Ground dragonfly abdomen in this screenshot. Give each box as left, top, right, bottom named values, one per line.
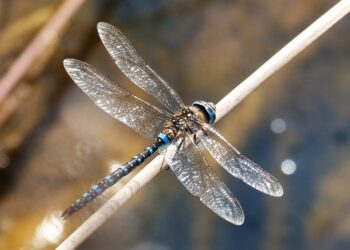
left=61, top=138, right=164, bottom=219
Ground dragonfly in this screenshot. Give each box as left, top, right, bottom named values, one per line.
left=62, top=22, right=283, bottom=225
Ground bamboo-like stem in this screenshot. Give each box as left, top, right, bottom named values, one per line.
left=0, top=0, right=86, bottom=104
left=57, top=1, right=350, bottom=249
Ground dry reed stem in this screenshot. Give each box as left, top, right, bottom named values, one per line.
left=57, top=1, right=350, bottom=249
left=0, top=0, right=86, bottom=104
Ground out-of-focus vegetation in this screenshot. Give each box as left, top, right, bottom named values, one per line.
left=0, top=0, right=349, bottom=249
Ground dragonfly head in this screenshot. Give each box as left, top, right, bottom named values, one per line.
left=192, top=100, right=216, bottom=125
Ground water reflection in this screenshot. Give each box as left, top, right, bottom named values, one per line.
left=31, top=211, right=64, bottom=249
left=280, top=159, right=297, bottom=175
left=270, top=118, right=286, bottom=134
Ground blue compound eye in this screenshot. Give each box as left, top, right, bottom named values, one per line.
left=192, top=100, right=216, bottom=125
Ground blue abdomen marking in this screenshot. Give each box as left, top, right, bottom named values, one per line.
left=104, top=175, right=115, bottom=185
left=157, top=132, right=171, bottom=145
left=92, top=185, right=103, bottom=194
left=133, top=155, right=142, bottom=164
left=122, top=167, right=129, bottom=175
left=76, top=198, right=85, bottom=208
left=83, top=192, right=93, bottom=202
left=146, top=147, right=153, bottom=155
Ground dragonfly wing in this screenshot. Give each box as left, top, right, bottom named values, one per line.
left=164, top=136, right=205, bottom=196
left=97, top=22, right=185, bottom=113
left=200, top=162, right=244, bottom=225
left=165, top=135, right=244, bottom=225
left=64, top=59, right=170, bottom=139
left=198, top=122, right=283, bottom=197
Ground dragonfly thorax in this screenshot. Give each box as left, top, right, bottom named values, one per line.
left=161, top=108, right=195, bottom=139
left=159, top=101, right=216, bottom=145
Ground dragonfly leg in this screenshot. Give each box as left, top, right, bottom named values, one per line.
left=193, top=133, right=199, bottom=145
left=202, top=128, right=209, bottom=137
left=188, top=127, right=201, bottom=145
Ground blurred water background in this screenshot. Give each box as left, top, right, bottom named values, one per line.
left=0, top=0, right=349, bottom=249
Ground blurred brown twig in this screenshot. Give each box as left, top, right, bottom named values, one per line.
left=0, top=0, right=86, bottom=104
left=0, top=5, right=55, bottom=57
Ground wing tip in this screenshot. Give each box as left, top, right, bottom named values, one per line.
left=97, top=22, right=117, bottom=39
left=272, top=183, right=284, bottom=197
left=97, top=21, right=110, bottom=31
left=232, top=215, right=245, bottom=225
left=97, top=22, right=118, bottom=49
left=63, top=58, right=91, bottom=72
left=63, top=58, right=80, bottom=69
left=206, top=198, right=245, bottom=226
left=262, top=182, right=284, bottom=197
left=209, top=208, right=245, bottom=226
left=223, top=208, right=245, bottom=225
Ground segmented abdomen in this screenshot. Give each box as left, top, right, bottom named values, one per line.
left=61, top=139, right=163, bottom=219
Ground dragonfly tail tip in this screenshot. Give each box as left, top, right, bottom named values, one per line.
left=61, top=207, right=74, bottom=220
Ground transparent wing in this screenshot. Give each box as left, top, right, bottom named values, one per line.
left=64, top=59, right=170, bottom=139
left=97, top=22, right=185, bottom=113
left=198, top=121, right=283, bottom=197
left=164, top=135, right=244, bottom=225
left=164, top=136, right=205, bottom=196
left=200, top=161, right=244, bottom=225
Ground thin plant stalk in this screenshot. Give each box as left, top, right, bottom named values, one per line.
left=0, top=0, right=86, bottom=104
